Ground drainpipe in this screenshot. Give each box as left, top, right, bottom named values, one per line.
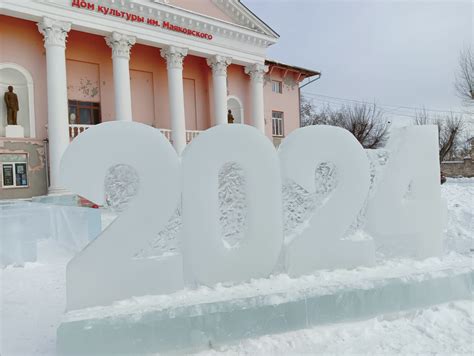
left=299, top=73, right=321, bottom=90
left=43, top=138, right=50, bottom=189
left=298, top=73, right=321, bottom=128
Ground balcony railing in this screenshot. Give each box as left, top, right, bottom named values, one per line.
left=68, top=124, right=201, bottom=144
left=159, top=128, right=173, bottom=142
left=186, top=130, right=201, bottom=143
left=159, top=129, right=201, bottom=144
left=69, top=124, right=92, bottom=139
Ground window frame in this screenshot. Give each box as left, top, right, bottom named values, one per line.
left=272, top=110, right=284, bottom=137
left=2, top=162, right=29, bottom=189
left=68, top=100, right=102, bottom=125
left=271, top=80, right=283, bottom=94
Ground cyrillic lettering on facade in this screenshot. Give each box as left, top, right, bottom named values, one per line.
left=72, top=0, right=94, bottom=11
left=70, top=5, right=213, bottom=41
left=97, top=6, right=109, bottom=15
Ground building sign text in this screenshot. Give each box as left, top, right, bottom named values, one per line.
left=72, top=1, right=214, bottom=40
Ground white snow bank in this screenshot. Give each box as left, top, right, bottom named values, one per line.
left=0, top=240, right=72, bottom=355
left=442, top=178, right=474, bottom=254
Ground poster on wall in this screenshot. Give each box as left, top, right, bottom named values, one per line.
left=15, top=163, right=28, bottom=186
left=2, top=164, right=14, bottom=186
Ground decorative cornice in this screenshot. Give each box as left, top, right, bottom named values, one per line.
left=30, top=0, right=277, bottom=49
left=37, top=17, right=71, bottom=48
left=210, top=0, right=279, bottom=38
left=206, top=55, right=232, bottom=77
left=125, top=0, right=276, bottom=48
left=160, top=46, right=188, bottom=70
left=105, top=32, right=137, bottom=59
left=245, top=63, right=269, bottom=83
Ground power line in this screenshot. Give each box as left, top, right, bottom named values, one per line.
left=303, top=91, right=465, bottom=114
left=302, top=91, right=467, bottom=116
left=306, top=97, right=420, bottom=119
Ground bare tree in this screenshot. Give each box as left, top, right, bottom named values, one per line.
left=415, top=109, right=465, bottom=162
left=301, top=98, right=389, bottom=149
left=337, top=103, right=389, bottom=149
left=300, top=96, right=320, bottom=126
left=455, top=47, right=474, bottom=103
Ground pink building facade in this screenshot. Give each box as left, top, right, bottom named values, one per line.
left=0, top=0, right=318, bottom=199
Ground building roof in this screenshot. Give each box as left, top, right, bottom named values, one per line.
left=265, top=59, right=321, bottom=79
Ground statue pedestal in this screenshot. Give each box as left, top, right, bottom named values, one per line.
left=5, top=125, right=25, bottom=138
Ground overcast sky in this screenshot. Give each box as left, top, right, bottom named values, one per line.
left=244, top=0, right=473, bottom=127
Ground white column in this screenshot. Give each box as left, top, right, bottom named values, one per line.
left=105, top=32, right=136, bottom=121
left=245, top=63, right=269, bottom=133
left=206, top=55, right=232, bottom=126
left=37, top=17, right=71, bottom=194
left=160, top=46, right=188, bottom=154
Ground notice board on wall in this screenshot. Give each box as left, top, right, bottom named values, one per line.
left=2, top=164, right=14, bottom=186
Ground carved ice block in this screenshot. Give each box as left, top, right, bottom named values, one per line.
left=57, top=256, right=473, bottom=355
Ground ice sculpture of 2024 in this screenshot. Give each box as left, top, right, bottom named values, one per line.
left=60, top=122, right=444, bottom=311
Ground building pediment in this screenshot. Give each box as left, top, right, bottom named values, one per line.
left=103, top=0, right=279, bottom=47
left=149, top=0, right=278, bottom=38
left=210, top=0, right=279, bottom=38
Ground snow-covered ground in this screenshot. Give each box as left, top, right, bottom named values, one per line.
left=1, top=178, right=473, bottom=355
left=442, top=178, right=474, bottom=254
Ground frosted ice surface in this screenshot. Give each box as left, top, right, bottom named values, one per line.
left=61, top=121, right=183, bottom=309
left=282, top=162, right=337, bottom=242
left=105, top=150, right=359, bottom=257
left=181, top=124, right=282, bottom=285
left=278, top=125, right=374, bottom=275
left=103, top=163, right=182, bottom=259
left=104, top=164, right=140, bottom=212
left=367, top=149, right=390, bottom=195
left=134, top=161, right=249, bottom=257
left=341, top=149, right=390, bottom=241
left=134, top=207, right=182, bottom=258
left=218, top=162, right=247, bottom=249
left=100, top=133, right=381, bottom=263
left=365, top=126, right=444, bottom=259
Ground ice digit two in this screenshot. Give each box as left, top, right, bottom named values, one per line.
left=60, top=122, right=183, bottom=310
left=279, top=125, right=375, bottom=276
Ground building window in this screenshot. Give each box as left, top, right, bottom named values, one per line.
left=68, top=100, right=101, bottom=125
left=2, top=162, right=28, bottom=188
left=271, top=80, right=282, bottom=94
left=272, top=111, right=284, bottom=137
